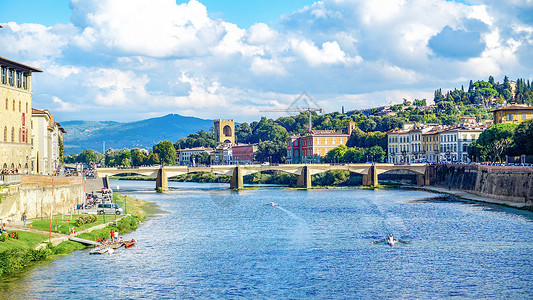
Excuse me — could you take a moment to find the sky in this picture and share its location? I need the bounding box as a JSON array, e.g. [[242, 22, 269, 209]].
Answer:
[[1, 0, 532, 123]]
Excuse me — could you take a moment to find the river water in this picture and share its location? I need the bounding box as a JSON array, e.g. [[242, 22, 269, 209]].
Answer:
[[1, 180, 533, 299]]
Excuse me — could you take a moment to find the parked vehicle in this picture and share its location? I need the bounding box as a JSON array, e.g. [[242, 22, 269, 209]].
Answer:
[[97, 203, 123, 215]]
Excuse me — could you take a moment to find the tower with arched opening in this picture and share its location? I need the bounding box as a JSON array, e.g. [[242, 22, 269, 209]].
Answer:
[[214, 119, 235, 145]]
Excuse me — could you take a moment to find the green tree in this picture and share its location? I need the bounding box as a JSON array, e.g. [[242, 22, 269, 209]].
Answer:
[[512, 119, 533, 156], [77, 149, 98, 164], [476, 123, 517, 162], [153, 141, 177, 166], [255, 140, 286, 163]]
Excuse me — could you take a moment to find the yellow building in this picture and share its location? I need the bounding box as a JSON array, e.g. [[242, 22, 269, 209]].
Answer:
[[214, 119, 235, 145], [287, 130, 349, 163], [0, 56, 42, 172], [490, 105, 533, 124], [422, 129, 440, 163]]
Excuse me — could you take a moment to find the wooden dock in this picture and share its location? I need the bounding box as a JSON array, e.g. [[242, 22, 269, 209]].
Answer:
[[69, 236, 100, 246]]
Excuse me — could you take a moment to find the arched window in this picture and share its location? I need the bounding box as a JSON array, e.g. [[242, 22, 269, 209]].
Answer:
[[3, 126, 6, 142], [12, 100, 15, 111], [19, 128, 22, 143], [19, 101, 21, 112], [26, 102, 28, 113], [11, 127, 14, 142]]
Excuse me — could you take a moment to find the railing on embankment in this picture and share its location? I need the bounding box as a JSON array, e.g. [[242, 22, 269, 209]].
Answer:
[[0, 174, 21, 185], [20, 175, 82, 187]]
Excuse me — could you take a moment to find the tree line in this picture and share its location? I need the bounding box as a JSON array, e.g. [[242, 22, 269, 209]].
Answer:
[[65, 75, 533, 166]]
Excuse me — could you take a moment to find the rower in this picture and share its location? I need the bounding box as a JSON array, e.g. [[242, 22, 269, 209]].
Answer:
[[387, 234, 394, 244]]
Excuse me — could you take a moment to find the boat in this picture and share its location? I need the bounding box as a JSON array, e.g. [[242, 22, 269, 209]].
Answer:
[[90, 246, 114, 255], [124, 240, 136, 248]]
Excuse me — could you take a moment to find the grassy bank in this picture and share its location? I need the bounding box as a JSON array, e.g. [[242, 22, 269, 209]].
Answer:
[[0, 193, 155, 276]]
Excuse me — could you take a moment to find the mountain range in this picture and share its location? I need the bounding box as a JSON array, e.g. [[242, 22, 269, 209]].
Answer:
[[61, 114, 213, 154]]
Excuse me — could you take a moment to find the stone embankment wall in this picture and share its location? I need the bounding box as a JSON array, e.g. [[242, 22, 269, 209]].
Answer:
[[0, 175, 84, 223], [432, 164, 533, 204]]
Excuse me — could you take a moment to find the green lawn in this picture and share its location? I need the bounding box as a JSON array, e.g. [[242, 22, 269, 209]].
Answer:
[[0, 231, 48, 251], [29, 213, 122, 234]]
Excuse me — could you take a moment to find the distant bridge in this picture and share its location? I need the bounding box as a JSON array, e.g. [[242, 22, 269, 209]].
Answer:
[[96, 163, 430, 192]]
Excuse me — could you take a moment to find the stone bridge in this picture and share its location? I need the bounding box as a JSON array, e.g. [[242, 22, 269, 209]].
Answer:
[[96, 163, 429, 192]]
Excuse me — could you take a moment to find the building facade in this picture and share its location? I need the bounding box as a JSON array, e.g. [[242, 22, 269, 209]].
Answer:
[[491, 105, 533, 124], [0, 56, 42, 172], [176, 147, 213, 166], [31, 109, 66, 174], [287, 130, 349, 163], [231, 144, 257, 164]]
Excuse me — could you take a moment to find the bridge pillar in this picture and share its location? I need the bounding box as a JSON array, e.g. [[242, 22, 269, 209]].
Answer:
[[363, 165, 378, 186], [230, 166, 243, 189], [103, 176, 110, 189], [297, 166, 311, 189], [417, 174, 425, 186], [156, 167, 168, 193]]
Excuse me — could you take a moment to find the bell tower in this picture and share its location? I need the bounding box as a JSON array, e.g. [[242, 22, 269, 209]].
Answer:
[[214, 119, 235, 145]]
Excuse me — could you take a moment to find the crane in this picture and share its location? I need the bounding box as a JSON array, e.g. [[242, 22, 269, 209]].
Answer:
[[260, 92, 324, 133]]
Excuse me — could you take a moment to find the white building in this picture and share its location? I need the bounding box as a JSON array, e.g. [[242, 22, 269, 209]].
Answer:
[[176, 147, 212, 166], [31, 109, 65, 174]]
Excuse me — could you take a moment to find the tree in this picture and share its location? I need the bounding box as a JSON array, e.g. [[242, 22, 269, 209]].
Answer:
[[190, 152, 210, 165], [358, 119, 376, 132], [58, 136, 65, 163], [255, 140, 286, 163], [130, 148, 148, 166], [476, 123, 517, 162], [512, 119, 533, 156], [77, 149, 98, 164], [153, 140, 177, 166]]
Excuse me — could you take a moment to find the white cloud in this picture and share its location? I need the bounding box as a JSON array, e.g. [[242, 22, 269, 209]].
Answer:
[[51, 96, 77, 112], [2, 0, 533, 124]]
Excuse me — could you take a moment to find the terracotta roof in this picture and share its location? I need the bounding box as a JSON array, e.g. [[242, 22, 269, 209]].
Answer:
[[490, 105, 533, 112]]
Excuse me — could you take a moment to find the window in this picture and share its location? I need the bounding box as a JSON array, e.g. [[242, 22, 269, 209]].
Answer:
[[523, 113, 527, 120], [317, 138, 320, 145], [19, 128, 21, 143], [18, 101, 21, 112], [463, 144, 467, 152], [8, 69, 14, 86], [507, 113, 514, 121], [333, 138, 336, 144], [1, 67, 6, 84], [11, 127, 14, 142], [26, 103, 28, 113], [340, 138, 344, 144], [3, 127, 6, 142], [317, 149, 321, 155], [23, 74, 28, 89], [12, 100, 15, 111], [16, 71, 21, 88], [325, 138, 329, 145]]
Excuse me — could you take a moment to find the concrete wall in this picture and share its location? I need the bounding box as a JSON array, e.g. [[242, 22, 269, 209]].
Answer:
[[0, 175, 84, 223], [433, 165, 533, 204]]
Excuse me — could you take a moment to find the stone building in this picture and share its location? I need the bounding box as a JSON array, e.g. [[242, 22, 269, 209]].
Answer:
[[490, 105, 533, 124], [286, 130, 349, 163], [0, 56, 42, 172], [214, 119, 235, 145], [31, 109, 66, 174]]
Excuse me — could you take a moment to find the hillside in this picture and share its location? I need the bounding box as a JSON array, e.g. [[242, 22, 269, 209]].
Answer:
[[61, 114, 213, 154]]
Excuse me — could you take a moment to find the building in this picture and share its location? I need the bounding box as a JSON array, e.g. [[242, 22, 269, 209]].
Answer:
[[437, 126, 484, 163], [212, 144, 232, 165], [490, 105, 533, 124], [0, 56, 42, 172], [422, 129, 440, 163], [214, 119, 235, 145], [287, 130, 349, 163], [176, 147, 212, 166], [231, 144, 257, 164], [31, 109, 66, 174]]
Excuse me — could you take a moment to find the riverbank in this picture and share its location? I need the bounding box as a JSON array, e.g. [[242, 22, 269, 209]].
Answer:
[[0, 193, 158, 276], [414, 185, 533, 211]]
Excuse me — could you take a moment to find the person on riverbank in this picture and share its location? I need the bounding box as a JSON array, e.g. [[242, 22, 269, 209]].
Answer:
[[114, 231, 119, 242], [22, 213, 26, 226], [110, 230, 115, 242]]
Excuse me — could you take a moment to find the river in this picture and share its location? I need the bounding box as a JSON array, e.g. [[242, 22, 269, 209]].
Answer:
[[1, 180, 533, 299]]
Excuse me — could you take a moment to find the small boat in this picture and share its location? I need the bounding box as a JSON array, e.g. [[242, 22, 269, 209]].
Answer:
[[90, 246, 113, 255], [124, 240, 135, 248]]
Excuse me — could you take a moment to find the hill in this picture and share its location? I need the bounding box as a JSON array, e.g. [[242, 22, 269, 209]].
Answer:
[[61, 114, 213, 154]]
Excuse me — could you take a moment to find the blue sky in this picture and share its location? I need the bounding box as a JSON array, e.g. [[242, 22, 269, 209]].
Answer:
[[1, 0, 532, 123]]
